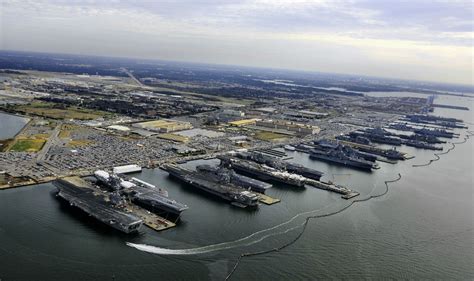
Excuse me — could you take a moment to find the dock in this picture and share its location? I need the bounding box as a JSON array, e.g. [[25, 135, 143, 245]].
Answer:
[[123, 203, 176, 231], [305, 179, 360, 200], [256, 193, 281, 205]]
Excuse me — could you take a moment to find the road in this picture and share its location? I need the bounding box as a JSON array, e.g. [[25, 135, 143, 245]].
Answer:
[[120, 67, 145, 87]]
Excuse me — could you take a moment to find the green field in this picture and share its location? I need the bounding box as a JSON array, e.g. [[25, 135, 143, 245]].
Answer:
[[254, 131, 288, 141], [9, 139, 46, 152], [12, 102, 110, 120]]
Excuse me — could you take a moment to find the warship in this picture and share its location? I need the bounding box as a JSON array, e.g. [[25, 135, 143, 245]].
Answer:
[[234, 151, 323, 181], [312, 140, 378, 163], [413, 128, 457, 138], [94, 170, 188, 215], [161, 164, 259, 208], [350, 129, 402, 145], [54, 178, 143, 234], [196, 164, 272, 193], [218, 155, 307, 187], [403, 140, 443, 150], [309, 145, 378, 171]]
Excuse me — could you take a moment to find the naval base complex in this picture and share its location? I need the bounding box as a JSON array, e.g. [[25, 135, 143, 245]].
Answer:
[[0, 64, 469, 236]]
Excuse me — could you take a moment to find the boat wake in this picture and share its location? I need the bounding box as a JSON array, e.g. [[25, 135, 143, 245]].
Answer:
[[126, 201, 340, 255]]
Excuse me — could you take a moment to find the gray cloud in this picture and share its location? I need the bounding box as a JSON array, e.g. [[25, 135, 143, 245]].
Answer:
[[1, 0, 472, 84]]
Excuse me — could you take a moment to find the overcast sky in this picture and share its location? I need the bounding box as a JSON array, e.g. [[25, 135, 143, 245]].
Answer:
[[1, 0, 473, 85]]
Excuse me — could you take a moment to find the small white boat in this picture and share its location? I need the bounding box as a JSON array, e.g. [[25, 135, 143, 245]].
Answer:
[[284, 145, 296, 151]]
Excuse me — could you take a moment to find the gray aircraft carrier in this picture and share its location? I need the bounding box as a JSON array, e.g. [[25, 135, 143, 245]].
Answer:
[[54, 177, 143, 234], [161, 164, 259, 208]]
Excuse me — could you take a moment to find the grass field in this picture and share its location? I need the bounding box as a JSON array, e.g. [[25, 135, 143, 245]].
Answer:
[[13, 102, 109, 120], [9, 139, 46, 152], [59, 124, 80, 138], [254, 131, 288, 141]]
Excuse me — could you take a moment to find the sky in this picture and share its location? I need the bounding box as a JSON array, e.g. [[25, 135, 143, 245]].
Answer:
[[0, 0, 473, 85]]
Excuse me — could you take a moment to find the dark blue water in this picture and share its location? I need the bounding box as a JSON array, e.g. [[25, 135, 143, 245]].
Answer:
[[0, 95, 472, 280], [0, 112, 29, 139]]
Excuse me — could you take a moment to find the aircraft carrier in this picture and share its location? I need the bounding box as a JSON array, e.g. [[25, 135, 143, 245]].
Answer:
[[388, 123, 457, 138], [234, 151, 323, 181], [54, 177, 143, 234], [403, 114, 466, 129], [218, 154, 360, 199], [309, 145, 378, 171], [94, 170, 188, 216], [218, 155, 307, 187], [196, 164, 272, 193], [413, 128, 457, 138], [312, 140, 378, 163], [161, 164, 259, 208], [351, 128, 402, 145]]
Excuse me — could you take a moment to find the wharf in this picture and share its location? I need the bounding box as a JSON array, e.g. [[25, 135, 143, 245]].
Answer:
[[123, 203, 176, 231], [305, 179, 360, 200], [432, 104, 469, 111], [256, 193, 280, 205]]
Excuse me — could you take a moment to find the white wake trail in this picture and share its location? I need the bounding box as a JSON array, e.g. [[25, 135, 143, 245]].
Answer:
[[126, 201, 340, 255]]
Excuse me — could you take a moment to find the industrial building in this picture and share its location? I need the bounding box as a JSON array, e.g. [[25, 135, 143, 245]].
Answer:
[[255, 120, 320, 135], [228, 119, 259, 127], [113, 164, 142, 174], [132, 119, 193, 133], [222, 109, 245, 117]]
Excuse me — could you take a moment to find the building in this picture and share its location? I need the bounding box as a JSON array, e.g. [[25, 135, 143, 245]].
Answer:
[[222, 109, 245, 117], [132, 119, 193, 133], [107, 125, 131, 132], [228, 119, 259, 127], [113, 165, 142, 174], [255, 120, 320, 135], [284, 110, 329, 119]]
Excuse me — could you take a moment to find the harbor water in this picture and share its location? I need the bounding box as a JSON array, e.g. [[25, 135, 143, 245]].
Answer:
[[0, 95, 472, 280], [0, 112, 29, 140]]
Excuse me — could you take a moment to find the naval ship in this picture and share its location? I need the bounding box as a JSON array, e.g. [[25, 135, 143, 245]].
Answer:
[[218, 155, 307, 187], [196, 164, 272, 193], [54, 178, 143, 234], [309, 145, 378, 171], [161, 164, 259, 208], [352, 128, 402, 145], [234, 151, 323, 181], [94, 170, 188, 216]]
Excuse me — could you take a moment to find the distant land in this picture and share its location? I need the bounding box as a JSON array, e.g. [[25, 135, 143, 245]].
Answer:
[[1, 50, 472, 99]]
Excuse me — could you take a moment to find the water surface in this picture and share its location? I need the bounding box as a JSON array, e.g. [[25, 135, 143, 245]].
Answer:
[[0, 95, 472, 280]]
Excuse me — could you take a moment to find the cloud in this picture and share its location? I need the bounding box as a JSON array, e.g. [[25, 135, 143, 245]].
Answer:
[[0, 0, 473, 84]]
